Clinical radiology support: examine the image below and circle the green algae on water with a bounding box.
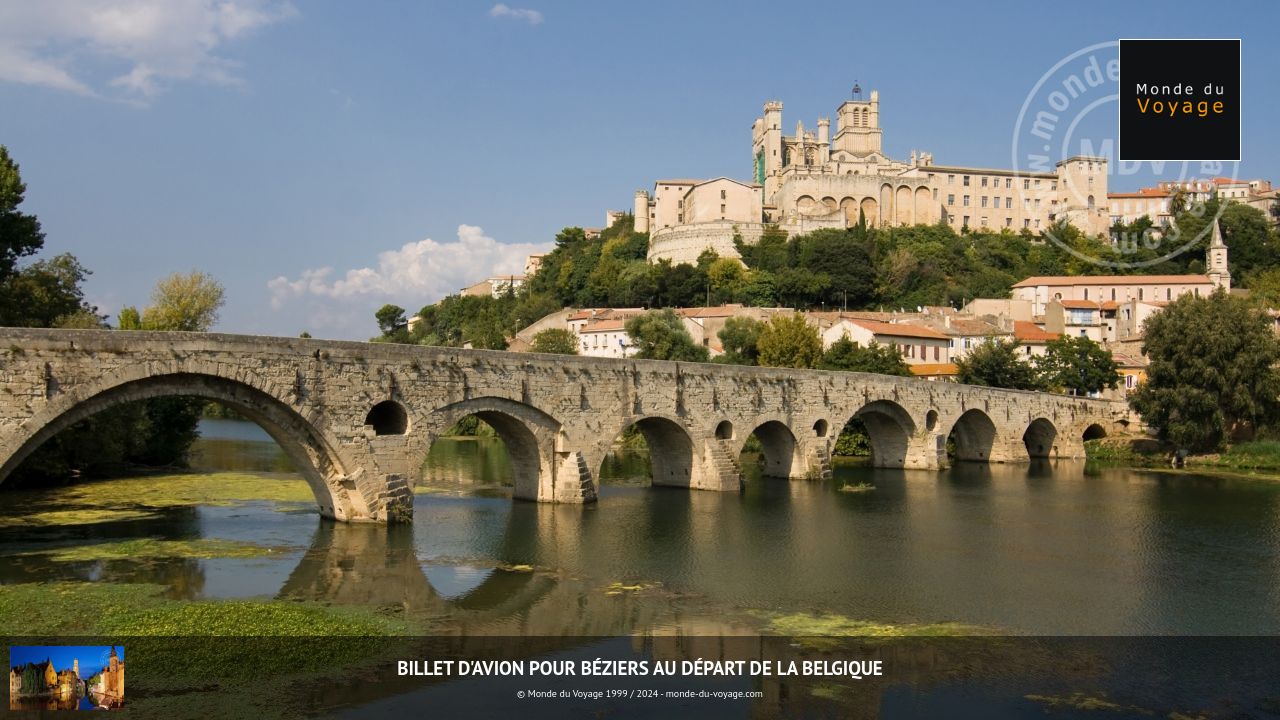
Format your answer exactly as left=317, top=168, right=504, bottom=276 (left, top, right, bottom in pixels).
left=754, top=610, right=992, bottom=638
left=18, top=538, right=295, bottom=562
left=0, top=581, right=413, bottom=637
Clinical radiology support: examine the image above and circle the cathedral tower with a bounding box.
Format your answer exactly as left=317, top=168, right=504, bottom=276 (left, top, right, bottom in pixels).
left=832, top=89, right=883, bottom=157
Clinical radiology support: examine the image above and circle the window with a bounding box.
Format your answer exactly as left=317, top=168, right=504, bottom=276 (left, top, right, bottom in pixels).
left=1035, top=179, right=1042, bottom=188
left=963, top=195, right=970, bottom=206
left=1024, top=219, right=1031, bottom=228
left=981, top=216, right=989, bottom=226
left=1111, top=288, right=1116, bottom=301
left=1052, top=181, right=1058, bottom=191
left=1139, top=288, right=1144, bottom=301
left=1005, top=178, right=1012, bottom=189
left=1024, top=179, right=1030, bottom=190
left=720, top=189, right=726, bottom=199
left=963, top=175, right=970, bottom=186
left=948, top=174, right=955, bottom=184
left=963, top=215, right=970, bottom=226
left=1166, top=288, right=1172, bottom=300
left=1035, top=199, right=1041, bottom=209
left=1006, top=217, right=1012, bottom=227
left=981, top=196, right=988, bottom=208
left=947, top=194, right=955, bottom=206
left=933, top=188, right=939, bottom=200
left=1084, top=289, right=1089, bottom=300
left=1126, top=375, right=1136, bottom=389
left=981, top=177, right=988, bottom=187
left=933, top=346, right=941, bottom=361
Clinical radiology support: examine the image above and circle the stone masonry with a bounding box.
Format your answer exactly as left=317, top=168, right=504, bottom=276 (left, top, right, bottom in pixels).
left=0, top=329, right=1132, bottom=522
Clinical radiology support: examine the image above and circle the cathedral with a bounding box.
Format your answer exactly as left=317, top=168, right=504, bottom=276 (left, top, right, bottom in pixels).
left=639, top=89, right=1112, bottom=264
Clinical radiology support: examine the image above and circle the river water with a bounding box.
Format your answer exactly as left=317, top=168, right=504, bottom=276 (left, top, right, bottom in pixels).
left=1, top=418, right=1278, bottom=637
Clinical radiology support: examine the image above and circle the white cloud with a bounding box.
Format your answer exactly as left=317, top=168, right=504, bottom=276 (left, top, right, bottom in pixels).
left=0, top=0, right=297, bottom=99
left=488, top=4, right=543, bottom=25
left=267, top=224, right=551, bottom=312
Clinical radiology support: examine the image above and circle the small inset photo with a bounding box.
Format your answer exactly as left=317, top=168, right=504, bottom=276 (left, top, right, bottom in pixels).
left=9, top=645, right=124, bottom=711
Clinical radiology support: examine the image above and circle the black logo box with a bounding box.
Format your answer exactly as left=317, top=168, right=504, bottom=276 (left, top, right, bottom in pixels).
left=1119, top=39, right=1240, bottom=162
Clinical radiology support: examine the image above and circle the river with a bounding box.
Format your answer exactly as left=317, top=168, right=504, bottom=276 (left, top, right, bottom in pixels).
left=2, top=417, right=1277, bottom=637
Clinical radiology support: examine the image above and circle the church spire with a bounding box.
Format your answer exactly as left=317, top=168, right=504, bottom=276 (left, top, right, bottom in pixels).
left=1206, top=218, right=1231, bottom=291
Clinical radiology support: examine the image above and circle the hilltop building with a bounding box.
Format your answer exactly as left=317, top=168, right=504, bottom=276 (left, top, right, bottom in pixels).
left=639, top=89, right=1111, bottom=264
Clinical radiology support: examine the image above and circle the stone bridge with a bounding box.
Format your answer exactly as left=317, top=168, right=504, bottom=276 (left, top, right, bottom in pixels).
left=0, top=328, right=1132, bottom=522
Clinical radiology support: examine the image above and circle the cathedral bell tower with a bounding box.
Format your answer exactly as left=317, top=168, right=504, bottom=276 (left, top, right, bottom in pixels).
left=1207, top=218, right=1231, bottom=291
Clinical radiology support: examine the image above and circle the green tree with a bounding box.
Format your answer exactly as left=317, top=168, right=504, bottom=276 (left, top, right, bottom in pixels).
left=955, top=338, right=1044, bottom=390
left=716, top=317, right=763, bottom=365
left=530, top=328, right=578, bottom=354
left=1036, top=335, right=1120, bottom=395
left=375, top=304, right=407, bottom=335
left=0, top=145, right=45, bottom=281
left=117, top=306, right=143, bottom=330
left=818, top=336, right=912, bottom=376
left=0, top=253, right=96, bottom=327
left=140, top=271, right=225, bottom=331
left=757, top=313, right=822, bottom=369
left=1130, top=289, right=1280, bottom=451
left=624, top=309, right=709, bottom=361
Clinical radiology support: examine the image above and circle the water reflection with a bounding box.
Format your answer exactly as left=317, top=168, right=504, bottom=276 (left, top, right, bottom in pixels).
left=2, top=421, right=1280, bottom=635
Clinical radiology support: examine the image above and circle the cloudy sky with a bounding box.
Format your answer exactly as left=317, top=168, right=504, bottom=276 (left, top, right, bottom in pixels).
left=1, top=1, right=1277, bottom=339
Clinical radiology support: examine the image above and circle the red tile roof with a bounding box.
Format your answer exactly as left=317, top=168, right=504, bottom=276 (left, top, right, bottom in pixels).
left=1013, top=275, right=1212, bottom=288
left=846, top=318, right=950, bottom=340
left=910, top=363, right=959, bottom=376
left=1014, top=321, right=1059, bottom=342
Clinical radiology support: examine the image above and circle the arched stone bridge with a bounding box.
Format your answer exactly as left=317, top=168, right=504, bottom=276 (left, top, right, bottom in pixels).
left=0, top=328, right=1132, bottom=522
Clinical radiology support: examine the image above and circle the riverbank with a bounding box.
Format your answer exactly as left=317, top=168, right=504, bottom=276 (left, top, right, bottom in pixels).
left=1086, top=438, right=1280, bottom=478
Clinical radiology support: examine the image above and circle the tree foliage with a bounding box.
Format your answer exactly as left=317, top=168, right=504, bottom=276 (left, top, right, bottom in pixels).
left=624, top=309, right=709, bottom=362
left=757, top=313, right=822, bottom=369
left=954, top=338, right=1044, bottom=391
left=1129, top=290, right=1280, bottom=451
left=139, top=271, right=225, bottom=331
left=716, top=317, right=763, bottom=365
left=530, top=328, right=578, bottom=355
left=818, top=336, right=912, bottom=376
left=1036, top=335, right=1120, bottom=395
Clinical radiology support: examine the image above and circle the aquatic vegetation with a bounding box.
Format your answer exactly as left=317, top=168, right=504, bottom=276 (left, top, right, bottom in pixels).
left=1024, top=692, right=1151, bottom=715
left=18, top=538, right=294, bottom=562
left=838, top=482, right=875, bottom=493
left=0, top=472, right=315, bottom=528
left=754, top=611, right=991, bottom=638
left=0, top=581, right=412, bottom=637
left=0, top=507, right=163, bottom=527
left=602, top=581, right=661, bottom=596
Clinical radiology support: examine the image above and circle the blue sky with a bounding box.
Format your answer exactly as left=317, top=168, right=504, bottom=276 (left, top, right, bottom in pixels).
left=1, top=1, right=1276, bottom=339
left=10, top=645, right=122, bottom=677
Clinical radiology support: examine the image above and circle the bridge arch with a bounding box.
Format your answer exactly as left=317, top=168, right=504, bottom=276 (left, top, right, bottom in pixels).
left=741, top=420, right=802, bottom=478
left=424, top=396, right=563, bottom=502
left=1082, top=423, right=1108, bottom=441
left=850, top=400, right=916, bottom=468
left=601, top=415, right=697, bottom=489
left=0, top=370, right=366, bottom=520
left=946, top=408, right=998, bottom=463
left=1023, top=418, right=1058, bottom=458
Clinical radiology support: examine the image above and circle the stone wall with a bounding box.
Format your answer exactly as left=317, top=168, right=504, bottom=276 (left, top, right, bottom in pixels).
left=0, top=328, right=1132, bottom=523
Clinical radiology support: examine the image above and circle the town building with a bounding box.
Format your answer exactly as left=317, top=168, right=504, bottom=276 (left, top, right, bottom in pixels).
left=95, top=647, right=123, bottom=705
left=639, top=89, right=1112, bottom=264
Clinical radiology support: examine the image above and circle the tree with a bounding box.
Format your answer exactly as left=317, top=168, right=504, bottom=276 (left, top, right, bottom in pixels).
left=716, top=317, right=763, bottom=365
left=0, top=253, right=96, bottom=327
left=624, top=309, right=709, bottom=361
left=818, top=336, right=912, bottom=376
left=1036, top=335, right=1120, bottom=395
left=955, top=338, right=1044, bottom=390
left=757, top=313, right=822, bottom=369
left=375, top=304, right=407, bottom=336
left=141, top=271, right=225, bottom=331
left=531, top=328, right=578, bottom=355
left=1130, top=289, right=1280, bottom=451
left=117, top=306, right=143, bottom=330
left=0, top=145, right=45, bottom=281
